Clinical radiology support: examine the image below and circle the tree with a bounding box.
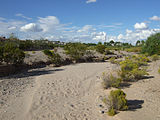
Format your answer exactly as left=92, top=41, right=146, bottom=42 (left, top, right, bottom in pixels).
left=142, top=33, right=160, bottom=55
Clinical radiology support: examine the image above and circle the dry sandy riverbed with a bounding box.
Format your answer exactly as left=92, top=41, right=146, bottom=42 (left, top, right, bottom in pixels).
left=0, top=61, right=160, bottom=120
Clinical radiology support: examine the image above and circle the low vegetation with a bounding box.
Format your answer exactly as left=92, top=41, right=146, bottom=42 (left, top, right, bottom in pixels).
left=102, top=89, right=128, bottom=116
left=101, top=72, right=121, bottom=89
left=43, top=49, right=62, bottom=66
left=64, top=42, right=87, bottom=62
left=119, top=57, right=148, bottom=81
left=0, top=42, right=25, bottom=65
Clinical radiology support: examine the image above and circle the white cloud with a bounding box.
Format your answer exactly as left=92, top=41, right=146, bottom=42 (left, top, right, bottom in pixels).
left=15, top=13, right=32, bottom=20
left=86, top=0, right=97, bottom=3
left=38, top=16, right=60, bottom=32
left=150, top=16, right=160, bottom=21
left=126, top=29, right=132, bottom=34
left=77, top=25, right=94, bottom=32
left=8, top=26, right=16, bottom=30
left=20, top=23, right=43, bottom=32
left=134, top=22, right=148, bottom=30
left=116, top=29, right=160, bottom=44
left=92, top=32, right=106, bottom=41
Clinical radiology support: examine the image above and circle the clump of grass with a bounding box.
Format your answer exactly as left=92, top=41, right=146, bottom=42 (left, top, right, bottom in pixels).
left=101, top=72, right=121, bottom=89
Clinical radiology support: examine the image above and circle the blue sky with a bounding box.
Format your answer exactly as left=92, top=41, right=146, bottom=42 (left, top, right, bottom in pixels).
left=0, top=0, right=160, bottom=44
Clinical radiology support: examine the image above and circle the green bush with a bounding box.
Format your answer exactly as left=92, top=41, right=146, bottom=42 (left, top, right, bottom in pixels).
left=142, top=33, right=160, bottom=55
left=101, top=72, right=121, bottom=89
left=119, top=58, right=148, bottom=81
left=43, top=49, right=52, bottom=57
left=131, top=55, right=149, bottom=66
left=2, top=42, right=25, bottom=65
left=151, top=54, right=159, bottom=61
left=43, top=49, right=62, bottom=66
left=106, top=89, right=128, bottom=116
left=64, top=43, right=87, bottom=62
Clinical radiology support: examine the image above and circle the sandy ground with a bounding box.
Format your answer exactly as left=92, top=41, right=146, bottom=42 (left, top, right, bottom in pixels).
left=0, top=60, right=160, bottom=120
left=0, top=62, right=118, bottom=120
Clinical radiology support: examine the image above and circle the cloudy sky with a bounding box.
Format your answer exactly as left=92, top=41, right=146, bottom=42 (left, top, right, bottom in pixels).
left=0, top=0, right=160, bottom=44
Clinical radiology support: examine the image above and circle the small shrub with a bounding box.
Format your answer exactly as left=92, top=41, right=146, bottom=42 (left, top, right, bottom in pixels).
left=151, top=54, right=159, bottom=61
left=101, top=72, right=121, bottom=89
left=119, top=58, right=148, bottom=81
left=108, top=89, right=128, bottom=111
left=43, top=49, right=62, bottom=66
left=43, top=49, right=52, bottom=57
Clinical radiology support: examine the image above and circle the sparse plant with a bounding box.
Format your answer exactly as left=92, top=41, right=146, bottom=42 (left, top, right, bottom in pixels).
left=101, top=72, right=121, bottom=89
left=102, top=89, right=128, bottom=116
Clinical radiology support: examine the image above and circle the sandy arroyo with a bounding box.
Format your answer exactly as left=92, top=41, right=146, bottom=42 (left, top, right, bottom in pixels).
left=0, top=62, right=118, bottom=120
left=0, top=61, right=160, bottom=120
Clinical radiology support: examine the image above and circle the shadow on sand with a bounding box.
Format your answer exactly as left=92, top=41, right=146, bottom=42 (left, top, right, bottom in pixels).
left=2, top=68, right=64, bottom=79
left=127, top=99, right=144, bottom=111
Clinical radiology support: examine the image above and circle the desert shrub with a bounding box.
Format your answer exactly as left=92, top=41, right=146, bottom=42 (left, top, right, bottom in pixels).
left=95, top=43, right=105, bottom=54
left=43, top=49, right=62, bottom=66
left=142, top=33, right=160, bottom=55
left=131, top=55, right=149, bottom=66
left=101, top=72, right=121, bottom=89
left=103, top=89, right=128, bottom=116
left=108, top=89, right=128, bottom=110
left=64, top=43, right=87, bottom=62
left=43, top=49, right=52, bottom=57
left=151, top=54, right=159, bottom=61
left=119, top=58, right=148, bottom=81
left=2, top=42, right=25, bottom=65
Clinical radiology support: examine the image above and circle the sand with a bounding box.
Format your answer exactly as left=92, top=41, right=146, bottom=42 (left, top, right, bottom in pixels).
left=0, top=61, right=160, bottom=120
